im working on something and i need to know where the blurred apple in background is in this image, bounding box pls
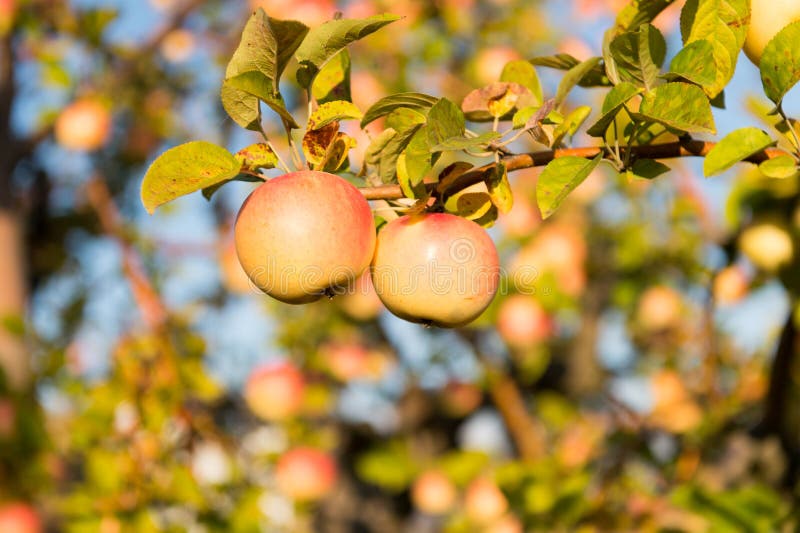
[320,341,370,381]
[411,470,457,515]
[743,0,800,65]
[473,46,521,85]
[191,441,232,486]
[496,294,553,348]
[336,271,383,321]
[219,235,253,295]
[650,370,702,434]
[249,0,334,26]
[0,0,15,36]
[275,447,338,501]
[738,222,794,273]
[440,380,483,417]
[0,502,42,533]
[55,98,112,152]
[244,362,305,421]
[485,513,524,533]
[712,266,749,305]
[636,285,683,332]
[464,477,508,525]
[510,223,587,296]
[160,29,195,63]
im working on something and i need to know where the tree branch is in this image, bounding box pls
[358,141,786,201]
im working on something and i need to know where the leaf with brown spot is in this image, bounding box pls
[302,121,340,168]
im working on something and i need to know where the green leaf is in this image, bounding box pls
[759,155,799,179]
[356,445,416,492]
[223,71,298,128]
[760,21,800,104]
[586,82,642,137]
[308,100,362,130]
[628,158,671,179]
[529,54,610,86]
[221,10,308,129]
[403,126,434,186]
[295,14,401,88]
[536,155,602,219]
[429,131,502,152]
[665,39,717,88]
[553,105,592,145]
[500,60,543,104]
[312,48,351,104]
[486,163,513,214]
[555,57,602,106]
[385,107,428,131]
[680,0,749,98]
[234,143,278,171]
[637,82,715,134]
[609,24,666,90]
[364,128,398,166]
[379,124,422,183]
[427,98,465,148]
[703,127,775,177]
[396,154,428,199]
[201,174,263,202]
[360,92,438,128]
[445,191,495,221]
[615,0,676,32]
[141,141,240,214]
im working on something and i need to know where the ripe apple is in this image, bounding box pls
[244,362,305,421]
[320,341,370,381]
[336,270,383,321]
[509,224,587,296]
[160,29,195,63]
[0,0,15,35]
[249,0,334,25]
[650,370,702,434]
[235,171,376,304]
[738,222,794,272]
[54,99,112,152]
[275,447,337,501]
[464,477,508,525]
[635,285,683,332]
[219,235,253,294]
[743,0,800,65]
[0,502,42,533]
[496,294,553,348]
[712,266,749,305]
[440,380,483,417]
[370,213,500,327]
[486,514,524,533]
[411,470,457,515]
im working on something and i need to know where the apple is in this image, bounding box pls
[219,235,253,294]
[249,0,334,26]
[440,381,483,417]
[336,271,383,321]
[0,0,15,35]
[738,222,794,272]
[712,266,749,305]
[160,29,195,63]
[496,294,553,348]
[0,503,42,533]
[743,0,800,65]
[635,285,683,332]
[464,477,508,525]
[509,224,587,296]
[486,514,524,533]
[370,213,500,327]
[474,46,522,86]
[191,441,232,486]
[650,370,702,434]
[54,99,112,152]
[320,341,370,381]
[244,362,305,421]
[411,470,457,515]
[275,447,337,501]
[235,171,376,304]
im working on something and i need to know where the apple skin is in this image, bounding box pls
[0,503,42,533]
[235,171,376,304]
[738,222,794,272]
[743,0,800,65]
[496,294,553,348]
[244,362,305,421]
[275,447,337,501]
[411,470,457,515]
[54,99,112,152]
[371,213,500,328]
[464,477,508,525]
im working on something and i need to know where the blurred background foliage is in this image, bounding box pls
[1,0,800,531]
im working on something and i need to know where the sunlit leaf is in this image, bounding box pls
[536,155,602,219]
[760,21,800,104]
[703,128,775,177]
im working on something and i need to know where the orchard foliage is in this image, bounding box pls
[2,0,800,531]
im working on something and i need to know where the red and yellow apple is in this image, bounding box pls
[496,294,553,348]
[54,98,112,152]
[244,361,305,421]
[321,341,370,381]
[713,266,749,305]
[0,502,42,533]
[275,447,337,501]
[486,514,524,533]
[235,171,376,304]
[411,470,457,515]
[743,0,800,65]
[440,381,483,417]
[371,213,500,327]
